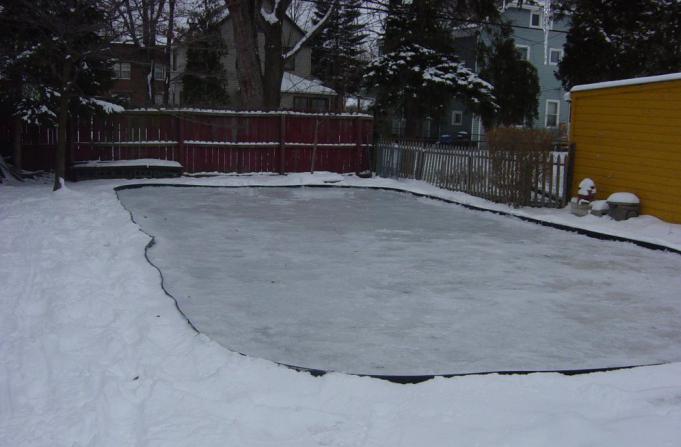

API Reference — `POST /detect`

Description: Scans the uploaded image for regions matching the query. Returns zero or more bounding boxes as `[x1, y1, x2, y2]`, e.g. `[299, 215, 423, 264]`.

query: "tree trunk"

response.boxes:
[262, 23, 283, 109]
[404, 98, 423, 139]
[227, 0, 264, 109]
[53, 92, 70, 191]
[147, 51, 156, 105]
[164, 0, 176, 106]
[13, 116, 22, 172]
[54, 62, 72, 191]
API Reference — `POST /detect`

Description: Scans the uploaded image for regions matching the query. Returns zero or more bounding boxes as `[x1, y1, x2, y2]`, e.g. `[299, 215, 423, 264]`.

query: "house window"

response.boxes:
[516, 45, 530, 61]
[112, 62, 131, 80]
[549, 48, 563, 65]
[293, 96, 307, 111]
[112, 92, 131, 104]
[310, 97, 329, 112]
[283, 48, 295, 71]
[153, 64, 165, 81]
[530, 12, 542, 28]
[391, 117, 404, 136]
[545, 100, 560, 128]
[154, 94, 164, 106]
[451, 110, 463, 126]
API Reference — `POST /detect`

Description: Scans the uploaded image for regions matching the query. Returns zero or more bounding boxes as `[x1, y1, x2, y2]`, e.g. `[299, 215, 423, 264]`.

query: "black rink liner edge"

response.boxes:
[114, 182, 680, 384]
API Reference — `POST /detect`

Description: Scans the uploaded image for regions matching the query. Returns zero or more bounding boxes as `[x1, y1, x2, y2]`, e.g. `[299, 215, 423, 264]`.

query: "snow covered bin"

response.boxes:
[607, 193, 640, 221]
[590, 200, 610, 217]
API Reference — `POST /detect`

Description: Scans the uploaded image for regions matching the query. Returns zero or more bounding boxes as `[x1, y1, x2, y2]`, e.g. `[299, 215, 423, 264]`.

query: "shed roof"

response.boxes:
[571, 72, 681, 93]
[281, 72, 336, 96]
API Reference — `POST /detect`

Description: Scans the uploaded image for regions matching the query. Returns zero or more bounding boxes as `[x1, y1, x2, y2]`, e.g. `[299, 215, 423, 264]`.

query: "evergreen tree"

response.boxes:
[181, 0, 230, 107]
[556, 0, 681, 89]
[365, 0, 498, 139]
[0, 0, 120, 190]
[310, 0, 368, 110]
[478, 26, 540, 128]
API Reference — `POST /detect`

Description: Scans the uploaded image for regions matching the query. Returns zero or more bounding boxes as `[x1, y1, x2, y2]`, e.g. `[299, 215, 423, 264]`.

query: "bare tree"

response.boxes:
[225, 0, 335, 109]
[111, 0, 168, 105]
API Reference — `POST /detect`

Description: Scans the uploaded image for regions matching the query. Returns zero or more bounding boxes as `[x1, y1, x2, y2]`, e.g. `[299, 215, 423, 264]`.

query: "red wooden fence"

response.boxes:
[9, 110, 373, 174]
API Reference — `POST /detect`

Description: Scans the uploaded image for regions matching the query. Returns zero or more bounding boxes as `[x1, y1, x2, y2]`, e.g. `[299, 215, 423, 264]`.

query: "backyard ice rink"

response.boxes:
[119, 185, 681, 376]
[4, 174, 681, 446]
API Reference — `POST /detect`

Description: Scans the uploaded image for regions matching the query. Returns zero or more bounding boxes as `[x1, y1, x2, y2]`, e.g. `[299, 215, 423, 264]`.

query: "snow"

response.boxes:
[75, 158, 182, 168]
[2, 173, 681, 446]
[577, 177, 596, 197]
[280, 72, 336, 96]
[118, 186, 681, 376]
[260, 0, 280, 25]
[571, 72, 681, 92]
[608, 192, 640, 204]
[591, 200, 610, 211]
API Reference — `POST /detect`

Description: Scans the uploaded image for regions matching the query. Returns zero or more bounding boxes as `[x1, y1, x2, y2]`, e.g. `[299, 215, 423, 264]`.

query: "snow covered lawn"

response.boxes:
[118, 185, 681, 376]
[2, 173, 681, 446]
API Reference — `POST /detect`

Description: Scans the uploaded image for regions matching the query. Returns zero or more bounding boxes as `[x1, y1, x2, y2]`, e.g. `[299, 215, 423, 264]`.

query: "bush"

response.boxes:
[485, 128, 556, 207]
[486, 127, 555, 153]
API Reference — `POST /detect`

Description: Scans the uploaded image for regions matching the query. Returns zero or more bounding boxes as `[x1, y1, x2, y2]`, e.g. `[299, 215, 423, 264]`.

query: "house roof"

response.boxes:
[571, 72, 681, 93]
[280, 72, 336, 96]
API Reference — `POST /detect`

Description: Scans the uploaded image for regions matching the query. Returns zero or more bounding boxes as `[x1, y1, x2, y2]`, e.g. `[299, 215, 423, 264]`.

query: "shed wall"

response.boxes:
[570, 80, 681, 223]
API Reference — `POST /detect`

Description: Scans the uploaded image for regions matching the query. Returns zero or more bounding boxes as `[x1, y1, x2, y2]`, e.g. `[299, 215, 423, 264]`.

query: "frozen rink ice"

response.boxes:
[118, 186, 681, 375]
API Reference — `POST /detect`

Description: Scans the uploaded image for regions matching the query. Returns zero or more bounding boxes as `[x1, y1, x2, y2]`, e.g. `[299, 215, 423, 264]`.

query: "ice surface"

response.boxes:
[118, 186, 681, 376]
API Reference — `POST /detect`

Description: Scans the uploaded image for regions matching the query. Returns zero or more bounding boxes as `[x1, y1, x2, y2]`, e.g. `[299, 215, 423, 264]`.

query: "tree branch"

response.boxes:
[283, 0, 336, 60]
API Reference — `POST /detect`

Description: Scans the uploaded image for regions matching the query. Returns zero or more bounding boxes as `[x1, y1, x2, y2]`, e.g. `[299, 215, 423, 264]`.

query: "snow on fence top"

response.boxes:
[123, 108, 371, 118]
[571, 72, 681, 93]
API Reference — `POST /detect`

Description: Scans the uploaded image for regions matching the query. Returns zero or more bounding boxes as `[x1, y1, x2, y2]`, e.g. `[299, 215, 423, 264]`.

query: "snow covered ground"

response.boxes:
[3, 172, 681, 446]
[119, 186, 681, 376]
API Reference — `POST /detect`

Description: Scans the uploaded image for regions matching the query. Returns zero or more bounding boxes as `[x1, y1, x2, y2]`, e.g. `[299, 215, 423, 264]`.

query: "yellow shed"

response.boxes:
[569, 73, 681, 223]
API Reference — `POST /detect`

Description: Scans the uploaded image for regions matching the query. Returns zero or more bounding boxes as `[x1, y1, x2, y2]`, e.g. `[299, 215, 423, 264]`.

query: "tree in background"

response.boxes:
[225, 0, 336, 109]
[181, 0, 230, 107]
[0, 0, 120, 191]
[556, 0, 681, 89]
[310, 0, 367, 111]
[366, 0, 498, 139]
[478, 26, 540, 128]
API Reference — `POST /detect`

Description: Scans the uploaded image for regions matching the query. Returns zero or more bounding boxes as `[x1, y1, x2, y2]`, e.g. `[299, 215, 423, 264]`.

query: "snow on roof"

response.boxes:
[280, 72, 336, 96]
[571, 72, 681, 93]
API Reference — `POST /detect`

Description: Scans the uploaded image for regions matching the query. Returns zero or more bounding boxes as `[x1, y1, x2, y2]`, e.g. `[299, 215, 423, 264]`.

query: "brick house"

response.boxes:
[109, 43, 168, 107]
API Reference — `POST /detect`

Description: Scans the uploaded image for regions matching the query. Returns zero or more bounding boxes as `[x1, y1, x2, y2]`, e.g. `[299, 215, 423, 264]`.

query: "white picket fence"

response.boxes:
[376, 140, 574, 208]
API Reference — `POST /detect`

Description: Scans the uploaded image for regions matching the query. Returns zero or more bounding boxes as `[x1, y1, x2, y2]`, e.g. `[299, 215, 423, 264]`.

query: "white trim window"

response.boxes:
[530, 11, 542, 28]
[112, 62, 131, 80]
[549, 48, 563, 65]
[153, 64, 165, 81]
[451, 110, 463, 126]
[516, 44, 530, 61]
[545, 100, 560, 128]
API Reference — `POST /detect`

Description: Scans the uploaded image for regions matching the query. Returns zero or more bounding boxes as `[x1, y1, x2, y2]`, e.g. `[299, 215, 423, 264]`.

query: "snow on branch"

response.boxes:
[283, 1, 336, 60]
[260, 0, 282, 25]
[80, 97, 125, 114]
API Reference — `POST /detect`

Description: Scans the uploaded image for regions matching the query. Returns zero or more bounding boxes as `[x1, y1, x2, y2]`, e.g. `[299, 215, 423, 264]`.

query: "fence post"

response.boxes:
[176, 114, 184, 168]
[564, 143, 576, 203]
[354, 117, 362, 173]
[310, 117, 319, 174]
[279, 113, 286, 174]
[466, 153, 472, 194]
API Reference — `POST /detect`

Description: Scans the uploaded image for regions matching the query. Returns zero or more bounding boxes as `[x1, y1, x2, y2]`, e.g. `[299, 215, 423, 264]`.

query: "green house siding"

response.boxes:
[441, 5, 570, 141]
